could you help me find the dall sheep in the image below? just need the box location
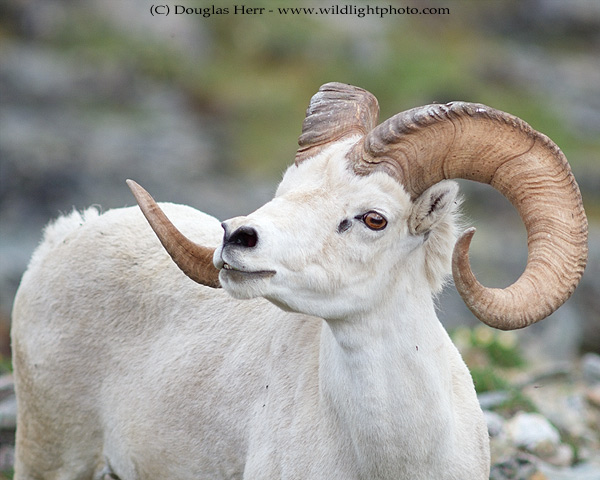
[12,83,588,479]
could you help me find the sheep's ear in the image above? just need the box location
[408,181,458,236]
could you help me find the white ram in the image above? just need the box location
[12,83,587,479]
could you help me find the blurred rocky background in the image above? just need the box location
[0,0,599,478]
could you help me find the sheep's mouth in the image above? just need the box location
[221,263,276,279]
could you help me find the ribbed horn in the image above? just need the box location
[127,180,221,288]
[349,101,588,330]
[296,82,379,164]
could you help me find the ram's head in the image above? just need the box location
[128,82,588,329]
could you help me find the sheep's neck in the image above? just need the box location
[319,291,454,477]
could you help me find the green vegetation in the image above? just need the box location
[0,357,11,376]
[452,325,526,370]
[0,469,13,480]
[451,326,537,415]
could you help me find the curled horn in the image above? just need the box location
[296,82,379,164]
[127,180,221,288]
[346,100,588,330]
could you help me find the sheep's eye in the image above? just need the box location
[361,211,387,231]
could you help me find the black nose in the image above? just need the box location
[223,225,259,248]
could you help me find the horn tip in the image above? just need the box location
[126,178,140,191]
[452,227,477,286]
[126,179,153,207]
[458,227,476,243]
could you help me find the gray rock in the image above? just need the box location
[0,375,14,402]
[539,460,600,480]
[0,395,16,430]
[524,383,590,439]
[489,453,539,480]
[478,390,511,410]
[484,410,505,438]
[582,353,600,384]
[505,412,561,456]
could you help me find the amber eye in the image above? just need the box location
[362,211,387,231]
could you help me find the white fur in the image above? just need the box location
[12,141,489,479]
